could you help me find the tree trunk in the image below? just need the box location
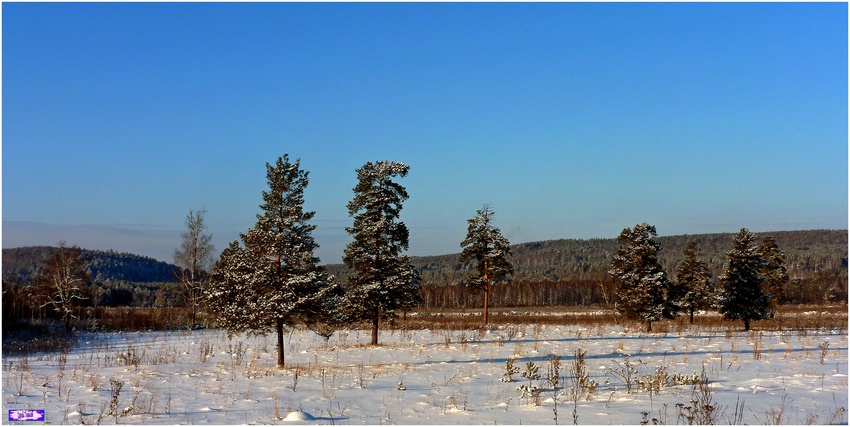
[275,254,285,367]
[689,309,695,324]
[744,318,751,331]
[190,288,197,330]
[483,284,490,326]
[646,319,652,333]
[482,261,490,326]
[276,319,285,367]
[371,309,379,346]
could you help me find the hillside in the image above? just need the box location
[5,229,846,289]
[2,246,180,284]
[327,229,848,286]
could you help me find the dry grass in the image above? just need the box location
[5,304,845,357]
[397,305,847,331]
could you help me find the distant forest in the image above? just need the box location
[2,246,183,309]
[401,229,848,284]
[328,229,848,308]
[3,246,179,284]
[3,229,847,310]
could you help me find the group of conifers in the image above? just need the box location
[188,155,790,366]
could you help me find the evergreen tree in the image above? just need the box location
[608,223,676,332]
[205,155,341,366]
[460,205,514,325]
[674,241,716,324]
[759,236,789,313]
[718,228,770,331]
[206,241,262,330]
[342,161,421,346]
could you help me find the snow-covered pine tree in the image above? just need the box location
[608,223,676,332]
[674,241,716,324]
[205,241,264,331]
[758,236,789,313]
[204,155,341,367]
[459,205,513,325]
[342,161,421,346]
[718,228,770,331]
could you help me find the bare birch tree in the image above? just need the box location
[174,209,215,329]
[35,242,91,332]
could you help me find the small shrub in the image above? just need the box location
[675,367,718,425]
[500,357,520,382]
[517,359,543,406]
[521,360,541,382]
[516,383,542,406]
[608,354,643,394]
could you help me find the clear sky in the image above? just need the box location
[3,2,848,264]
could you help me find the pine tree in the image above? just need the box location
[608,223,676,332]
[674,241,716,324]
[759,236,789,313]
[204,155,341,366]
[205,241,263,330]
[718,228,770,331]
[460,205,513,325]
[342,161,421,346]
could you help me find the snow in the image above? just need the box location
[2,323,847,424]
[283,411,316,421]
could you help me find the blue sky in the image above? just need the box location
[3,2,847,264]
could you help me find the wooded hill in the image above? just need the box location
[327,229,847,286]
[335,229,847,309]
[2,246,180,284]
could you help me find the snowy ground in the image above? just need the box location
[2,322,847,425]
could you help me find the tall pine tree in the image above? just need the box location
[342,161,421,346]
[674,241,716,324]
[608,223,676,332]
[460,205,513,325]
[759,236,789,313]
[205,155,341,366]
[718,228,770,331]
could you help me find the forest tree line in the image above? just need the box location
[5,230,845,315]
[333,229,848,309]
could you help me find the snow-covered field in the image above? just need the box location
[3,322,847,425]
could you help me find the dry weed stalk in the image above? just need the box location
[608,354,642,394]
[819,341,830,364]
[751,331,764,360]
[674,367,719,425]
